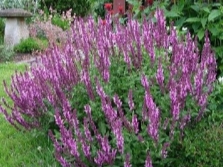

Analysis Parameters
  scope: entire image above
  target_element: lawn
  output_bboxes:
[0,63,59,167]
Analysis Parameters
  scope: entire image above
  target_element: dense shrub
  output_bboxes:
[0,9,217,166]
[168,111,223,166]
[90,0,113,19]
[40,0,91,17]
[14,37,48,53]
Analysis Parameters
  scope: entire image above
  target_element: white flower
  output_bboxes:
[37,146,42,151]
[218,77,223,84]
[182,27,187,31]
[168,46,173,53]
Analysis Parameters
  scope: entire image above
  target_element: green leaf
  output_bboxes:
[185,17,200,23]
[165,10,179,18]
[202,7,210,13]
[126,0,139,6]
[197,29,205,41]
[212,3,221,7]
[192,23,200,32]
[98,122,106,135]
[208,26,220,36]
[175,17,186,28]
[190,5,200,13]
[201,18,207,28]
[208,10,221,22]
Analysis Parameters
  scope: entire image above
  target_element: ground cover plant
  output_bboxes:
[0,7,217,166]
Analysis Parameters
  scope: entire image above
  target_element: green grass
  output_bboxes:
[0,63,59,167]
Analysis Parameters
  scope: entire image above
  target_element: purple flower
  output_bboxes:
[161,142,170,159]
[141,74,149,90]
[113,94,122,109]
[124,153,132,167]
[145,152,153,167]
[144,91,160,142]
[132,114,139,134]
[128,89,134,111]
[112,119,124,153]
[94,137,117,166]
[156,58,164,90]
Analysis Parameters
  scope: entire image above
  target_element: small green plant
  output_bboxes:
[0,45,15,62]
[14,37,48,53]
[51,14,70,30]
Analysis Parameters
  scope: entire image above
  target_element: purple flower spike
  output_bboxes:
[128,89,135,111]
[132,114,139,134]
[141,74,149,90]
[124,153,132,167]
[145,152,153,167]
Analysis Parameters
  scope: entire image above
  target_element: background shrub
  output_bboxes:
[89,0,113,19]
[0,0,40,13]
[40,0,91,17]
[14,37,48,53]
[51,14,70,30]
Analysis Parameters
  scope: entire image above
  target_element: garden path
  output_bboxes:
[14,53,41,66]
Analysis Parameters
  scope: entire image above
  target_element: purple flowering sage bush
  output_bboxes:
[0,9,216,166]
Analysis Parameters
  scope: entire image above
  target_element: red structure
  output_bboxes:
[113,0,126,15]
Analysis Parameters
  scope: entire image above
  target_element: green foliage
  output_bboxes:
[14,37,48,53]
[166,81,223,166]
[40,0,91,17]
[0,18,4,45]
[0,0,40,13]
[165,1,223,76]
[167,117,223,167]
[0,45,15,62]
[51,14,70,30]
[89,0,112,19]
